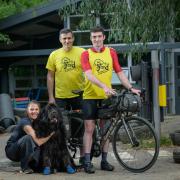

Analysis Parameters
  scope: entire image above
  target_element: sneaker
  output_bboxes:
[43,166,51,175]
[22,168,34,174]
[84,162,95,174]
[101,161,114,171]
[66,165,76,174]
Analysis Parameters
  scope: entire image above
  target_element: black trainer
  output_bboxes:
[101,161,114,171]
[22,168,34,174]
[84,162,95,174]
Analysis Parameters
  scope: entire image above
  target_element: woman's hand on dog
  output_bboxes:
[24,126,55,146]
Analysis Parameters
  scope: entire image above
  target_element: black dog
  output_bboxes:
[33,103,75,174]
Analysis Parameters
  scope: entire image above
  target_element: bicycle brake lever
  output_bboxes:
[140,88,146,97]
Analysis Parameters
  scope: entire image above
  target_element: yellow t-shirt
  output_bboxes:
[83,47,113,99]
[46,47,85,98]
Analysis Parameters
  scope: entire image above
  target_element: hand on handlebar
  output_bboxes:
[130,88,141,96]
[130,87,146,97]
[103,86,117,97]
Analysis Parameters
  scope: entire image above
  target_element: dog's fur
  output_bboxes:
[33,103,75,172]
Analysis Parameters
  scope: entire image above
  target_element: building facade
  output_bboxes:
[0,0,180,114]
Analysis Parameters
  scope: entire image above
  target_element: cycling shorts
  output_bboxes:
[82,99,102,120]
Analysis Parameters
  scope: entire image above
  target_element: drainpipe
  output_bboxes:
[151,50,160,140]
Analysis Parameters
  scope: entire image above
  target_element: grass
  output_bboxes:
[137,136,173,149]
[160,136,173,147]
[142,136,173,148]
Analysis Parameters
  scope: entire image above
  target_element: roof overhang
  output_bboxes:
[0,0,81,52]
[0,0,81,30]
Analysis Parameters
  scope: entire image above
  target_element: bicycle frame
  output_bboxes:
[100,115,120,148]
[67,109,138,159]
[100,112,140,149]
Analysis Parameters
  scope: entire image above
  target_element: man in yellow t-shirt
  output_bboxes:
[46,28,85,164]
[46,28,84,107]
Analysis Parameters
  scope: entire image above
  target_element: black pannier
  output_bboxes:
[118,92,142,112]
[97,90,142,119]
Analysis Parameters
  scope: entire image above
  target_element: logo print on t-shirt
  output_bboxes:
[94,59,109,74]
[61,57,75,72]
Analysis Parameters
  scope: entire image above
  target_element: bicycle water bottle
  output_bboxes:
[61,110,71,139]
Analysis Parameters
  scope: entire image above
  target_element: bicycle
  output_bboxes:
[63,89,159,173]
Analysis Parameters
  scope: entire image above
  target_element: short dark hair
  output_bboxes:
[59,28,73,37]
[90,26,104,35]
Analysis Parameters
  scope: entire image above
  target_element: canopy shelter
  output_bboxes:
[0,0,80,93]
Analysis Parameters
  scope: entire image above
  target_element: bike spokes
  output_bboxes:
[112,116,159,173]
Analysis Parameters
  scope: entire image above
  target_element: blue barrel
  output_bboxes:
[0,93,15,129]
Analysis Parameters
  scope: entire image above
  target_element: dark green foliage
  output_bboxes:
[0,33,12,44]
[0,0,51,20]
[60,0,180,45]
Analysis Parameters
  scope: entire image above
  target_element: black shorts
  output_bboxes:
[56,96,82,110]
[82,99,102,120]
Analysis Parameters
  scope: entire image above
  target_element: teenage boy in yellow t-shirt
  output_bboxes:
[46,28,85,164]
[81,26,141,174]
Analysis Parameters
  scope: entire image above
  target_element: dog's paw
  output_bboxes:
[43,166,51,175]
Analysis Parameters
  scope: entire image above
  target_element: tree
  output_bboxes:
[0,0,51,44]
[60,0,180,48]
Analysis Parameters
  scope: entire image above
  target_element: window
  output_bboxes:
[38,78,46,87]
[73,31,91,46]
[36,64,47,76]
[100,14,110,29]
[10,60,47,100]
[16,79,32,88]
[69,14,114,45]
[70,16,83,31]
[14,65,33,77]
[118,53,128,67]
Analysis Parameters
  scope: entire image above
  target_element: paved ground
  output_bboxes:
[0,116,180,180]
[161,115,180,136]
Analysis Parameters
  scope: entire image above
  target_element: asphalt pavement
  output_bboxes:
[0,132,180,180]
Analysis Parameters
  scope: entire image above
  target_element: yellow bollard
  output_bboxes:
[159,85,167,107]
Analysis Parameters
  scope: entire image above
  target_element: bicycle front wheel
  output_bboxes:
[112,116,159,173]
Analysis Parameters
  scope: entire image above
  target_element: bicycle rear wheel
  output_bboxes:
[112,116,159,173]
